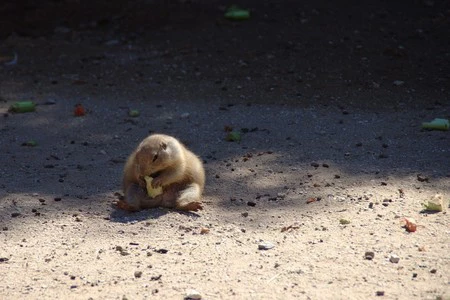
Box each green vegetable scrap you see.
[128,109,140,117]
[9,101,36,113]
[226,131,241,142]
[224,5,250,20]
[22,140,37,147]
[422,118,449,131]
[423,201,443,212]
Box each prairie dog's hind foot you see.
[174,183,203,211]
[178,201,203,212]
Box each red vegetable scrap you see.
[306,197,317,204]
[401,217,417,232]
[74,104,86,116]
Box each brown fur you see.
[120,134,205,212]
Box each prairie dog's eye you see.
[161,142,167,150]
[152,154,158,162]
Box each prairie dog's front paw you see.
[116,199,139,212]
[151,176,165,188]
[138,177,147,188]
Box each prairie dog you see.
[120,134,205,212]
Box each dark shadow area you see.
[0,0,449,108]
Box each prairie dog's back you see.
[183,148,205,190]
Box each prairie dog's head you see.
[135,134,183,176]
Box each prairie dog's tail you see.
[176,183,203,210]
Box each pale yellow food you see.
[144,176,163,198]
[423,193,448,212]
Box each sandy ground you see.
[0,1,449,299]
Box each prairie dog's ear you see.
[160,142,167,150]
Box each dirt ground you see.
[0,0,449,299]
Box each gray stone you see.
[258,241,275,250]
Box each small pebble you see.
[184,289,202,300]
[376,291,385,296]
[151,274,162,281]
[115,246,130,256]
[311,162,319,168]
[389,254,400,263]
[200,228,210,235]
[339,219,350,225]
[365,251,375,260]
[247,201,256,207]
[258,241,275,250]
[417,174,429,182]
[134,271,143,278]
[11,212,21,218]
[277,193,286,199]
